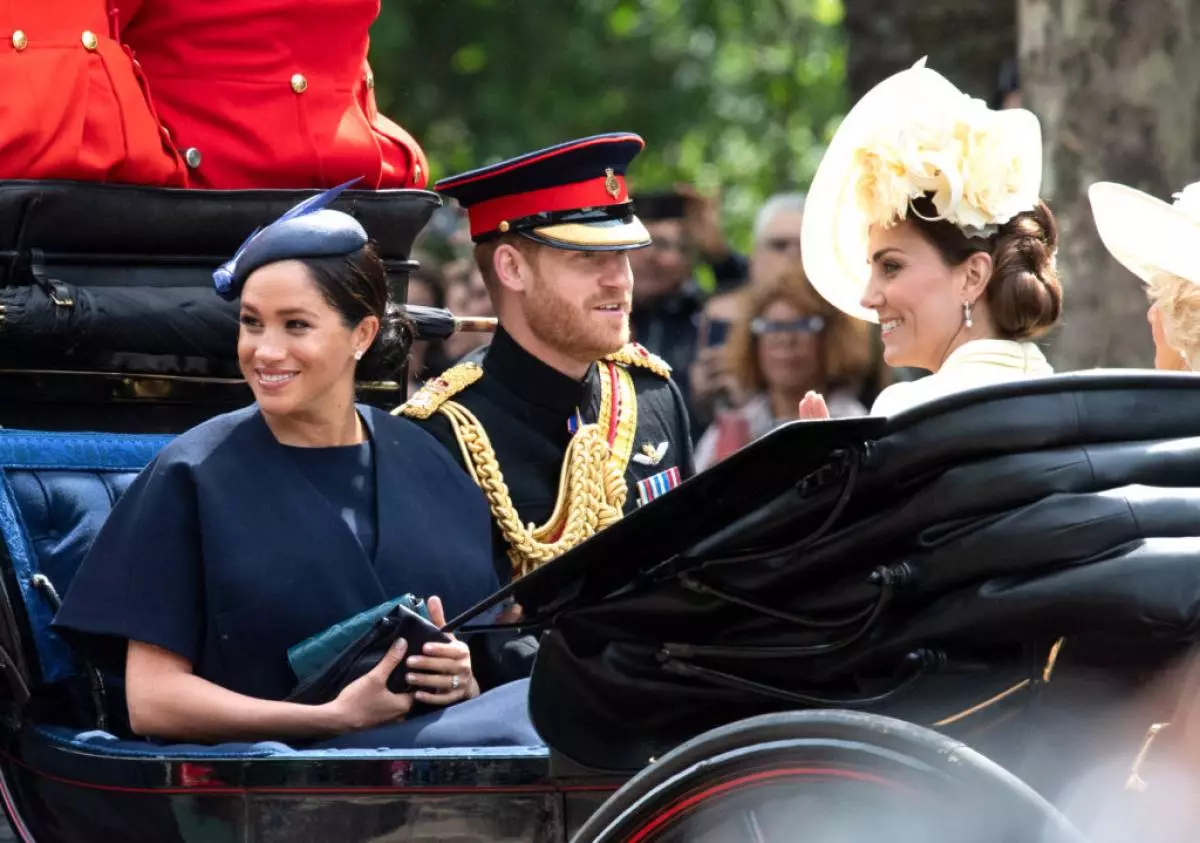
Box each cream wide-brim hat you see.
[1088,181,1200,287]
[801,59,1043,323]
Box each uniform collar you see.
[483,326,592,415]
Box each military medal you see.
[637,466,682,506]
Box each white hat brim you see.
[1088,181,1200,286]
[801,63,1043,324]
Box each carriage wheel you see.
[570,710,1087,843]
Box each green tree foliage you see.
[369,0,847,250]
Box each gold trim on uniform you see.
[604,363,638,476]
[604,343,672,379]
[396,358,639,577]
[392,362,483,419]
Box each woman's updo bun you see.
[985,201,1061,340]
[909,196,1063,340]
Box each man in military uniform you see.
[396,133,694,681]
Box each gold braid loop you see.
[440,401,627,577]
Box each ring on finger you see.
[451,674,461,691]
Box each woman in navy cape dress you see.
[54,184,539,749]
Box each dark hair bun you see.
[357,302,414,381]
[986,200,1062,340]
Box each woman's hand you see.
[327,638,415,731]
[798,390,831,420]
[403,596,481,705]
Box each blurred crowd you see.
[408,186,893,472]
[406,59,1027,471]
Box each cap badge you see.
[604,168,621,199]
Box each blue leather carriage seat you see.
[0,427,547,761]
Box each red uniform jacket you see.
[117,0,430,190]
[0,0,186,185]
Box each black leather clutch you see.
[285,602,450,706]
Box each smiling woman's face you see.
[860,221,967,371]
[237,260,362,418]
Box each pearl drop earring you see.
[962,300,973,329]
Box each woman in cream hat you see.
[1088,181,1200,371]
[799,59,1063,417]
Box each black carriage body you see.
[3,180,1199,842]
[4,373,1200,841]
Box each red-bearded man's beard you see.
[523,267,630,363]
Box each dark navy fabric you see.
[283,439,378,560]
[52,404,499,704]
[308,679,541,750]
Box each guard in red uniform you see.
[116,0,430,190]
[0,1,186,185]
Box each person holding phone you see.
[688,290,746,429]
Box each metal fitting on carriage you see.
[795,447,859,497]
[904,648,947,670]
[868,561,916,588]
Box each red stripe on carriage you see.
[626,767,916,843]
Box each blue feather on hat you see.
[213,178,368,300]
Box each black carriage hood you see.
[0,179,440,277]
[457,371,1200,772]
[0,180,445,394]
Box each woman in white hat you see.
[798,59,1062,417]
[1088,181,1200,371]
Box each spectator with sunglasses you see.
[693,269,872,471]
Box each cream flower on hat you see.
[802,58,1044,322]
[1089,179,1200,287]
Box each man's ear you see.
[493,243,532,294]
[961,251,993,303]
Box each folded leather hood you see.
[521,374,1200,775]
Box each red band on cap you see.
[468,175,628,238]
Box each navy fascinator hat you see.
[213,179,369,301]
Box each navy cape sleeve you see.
[53,452,205,672]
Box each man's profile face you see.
[522,246,634,361]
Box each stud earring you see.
[353,349,364,361]
[962,300,973,329]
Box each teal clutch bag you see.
[288,594,430,683]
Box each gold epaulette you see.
[604,343,671,379]
[392,362,484,420]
